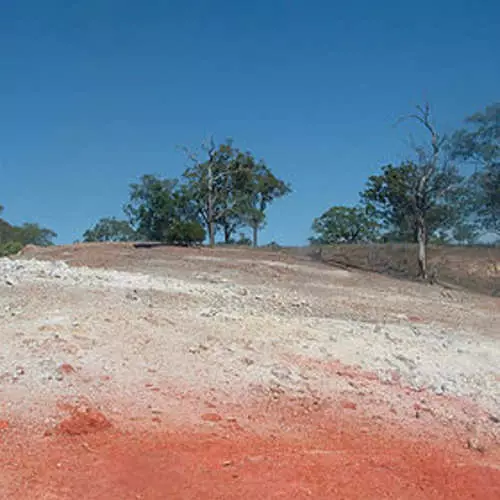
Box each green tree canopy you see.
[361,162,465,243]
[452,102,499,234]
[13,223,57,246]
[238,160,291,247]
[83,217,137,242]
[0,208,57,255]
[183,138,290,247]
[124,175,204,245]
[310,206,379,245]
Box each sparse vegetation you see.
[309,102,498,282]
[0,205,57,256]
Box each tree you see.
[310,206,379,244]
[238,160,291,247]
[14,223,57,246]
[0,212,57,254]
[234,232,252,246]
[124,174,204,245]
[362,104,465,278]
[0,218,15,244]
[125,175,181,241]
[452,222,479,245]
[183,138,290,247]
[164,220,205,246]
[183,139,244,247]
[452,103,499,235]
[83,217,137,242]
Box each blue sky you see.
[1,0,498,245]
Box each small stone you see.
[467,437,485,453]
[201,413,222,422]
[59,363,75,375]
[434,385,445,396]
[222,460,233,467]
[489,415,500,424]
[341,401,357,410]
[407,315,423,323]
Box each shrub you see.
[0,241,23,257]
[164,221,206,246]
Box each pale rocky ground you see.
[0,246,499,448]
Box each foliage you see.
[218,232,252,246]
[0,214,57,248]
[124,175,198,242]
[163,220,205,245]
[310,206,379,244]
[452,223,479,245]
[0,241,23,257]
[0,218,15,244]
[237,160,291,247]
[14,223,57,246]
[183,139,240,245]
[83,217,137,242]
[361,162,465,243]
[183,138,290,246]
[452,103,499,234]
[123,175,203,245]
[234,233,253,246]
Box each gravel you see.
[0,254,499,431]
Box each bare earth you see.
[1,243,499,499]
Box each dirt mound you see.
[57,407,112,436]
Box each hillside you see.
[289,243,500,296]
[0,242,499,499]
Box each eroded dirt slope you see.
[1,243,499,499]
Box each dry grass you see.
[289,243,500,296]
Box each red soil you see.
[56,407,112,436]
[1,398,498,500]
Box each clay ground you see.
[1,243,499,499]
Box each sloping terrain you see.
[295,243,500,296]
[1,243,499,499]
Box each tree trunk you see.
[207,163,215,247]
[416,218,427,279]
[208,221,215,247]
[224,223,231,244]
[252,225,258,248]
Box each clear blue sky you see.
[1,0,498,245]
